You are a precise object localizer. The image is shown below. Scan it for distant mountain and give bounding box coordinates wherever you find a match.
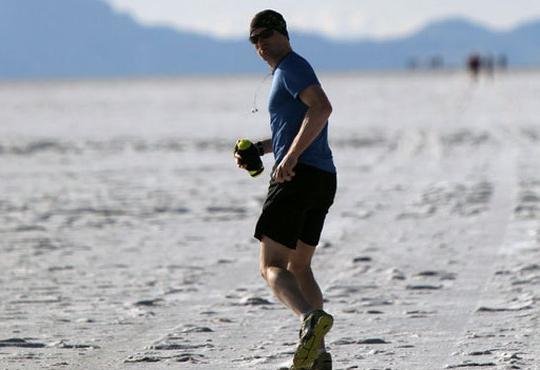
[294,17,539,71]
[0,0,261,78]
[1,0,539,79]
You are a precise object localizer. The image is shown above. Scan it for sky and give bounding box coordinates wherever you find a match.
[106,0,540,40]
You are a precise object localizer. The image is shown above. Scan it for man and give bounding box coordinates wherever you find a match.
[235,9,337,370]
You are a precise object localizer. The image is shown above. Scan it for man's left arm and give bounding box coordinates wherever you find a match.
[273,84,332,182]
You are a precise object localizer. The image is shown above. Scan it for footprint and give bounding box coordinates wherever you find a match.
[445,362,496,368]
[180,326,214,334]
[357,338,389,344]
[352,256,373,263]
[239,297,273,306]
[414,270,456,280]
[133,298,163,307]
[406,284,443,290]
[50,340,100,349]
[0,338,46,348]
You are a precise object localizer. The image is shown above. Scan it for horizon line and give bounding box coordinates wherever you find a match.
[119,13,540,43]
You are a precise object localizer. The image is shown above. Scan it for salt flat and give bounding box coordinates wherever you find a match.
[0,71,539,369]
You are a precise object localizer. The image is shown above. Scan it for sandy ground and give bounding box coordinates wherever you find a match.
[1,72,539,369]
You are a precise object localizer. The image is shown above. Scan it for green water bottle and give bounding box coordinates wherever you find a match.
[235,139,264,177]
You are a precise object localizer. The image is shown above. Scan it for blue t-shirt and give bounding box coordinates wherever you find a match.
[268,51,336,173]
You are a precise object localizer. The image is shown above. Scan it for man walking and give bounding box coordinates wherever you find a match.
[235,10,337,370]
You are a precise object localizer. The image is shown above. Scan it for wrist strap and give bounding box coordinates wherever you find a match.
[254,141,264,156]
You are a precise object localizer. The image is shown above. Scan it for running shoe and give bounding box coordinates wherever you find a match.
[287,352,332,370]
[292,310,334,369]
[311,351,332,370]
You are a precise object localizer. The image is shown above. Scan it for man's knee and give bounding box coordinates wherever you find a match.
[260,261,288,282]
[259,236,291,280]
[260,258,286,283]
[287,262,312,277]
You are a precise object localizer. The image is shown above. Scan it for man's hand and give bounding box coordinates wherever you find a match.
[234,152,247,169]
[272,153,298,183]
[235,139,271,170]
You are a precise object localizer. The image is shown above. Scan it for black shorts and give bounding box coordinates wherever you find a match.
[254,163,337,249]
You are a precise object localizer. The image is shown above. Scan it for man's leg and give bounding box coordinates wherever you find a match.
[287,240,323,310]
[288,240,327,352]
[259,236,313,317]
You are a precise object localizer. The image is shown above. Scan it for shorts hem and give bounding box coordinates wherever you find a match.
[254,230,297,250]
[298,237,319,247]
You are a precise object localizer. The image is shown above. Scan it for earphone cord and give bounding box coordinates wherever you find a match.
[251,73,272,113]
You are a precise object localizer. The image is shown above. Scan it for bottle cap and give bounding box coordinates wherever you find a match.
[236,139,252,151]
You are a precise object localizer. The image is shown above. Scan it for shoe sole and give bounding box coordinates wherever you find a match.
[312,352,332,370]
[292,314,333,369]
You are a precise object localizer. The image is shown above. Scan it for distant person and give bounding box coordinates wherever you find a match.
[467,53,481,79]
[406,57,419,70]
[429,55,444,70]
[483,54,495,77]
[497,54,508,70]
[234,9,336,370]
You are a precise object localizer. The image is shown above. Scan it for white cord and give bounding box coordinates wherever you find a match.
[251,73,272,113]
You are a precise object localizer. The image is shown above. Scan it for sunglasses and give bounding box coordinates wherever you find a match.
[249,28,274,44]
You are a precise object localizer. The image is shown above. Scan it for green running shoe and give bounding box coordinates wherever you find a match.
[284,352,332,370]
[311,351,332,370]
[309,352,332,370]
[292,310,334,369]
[287,352,332,370]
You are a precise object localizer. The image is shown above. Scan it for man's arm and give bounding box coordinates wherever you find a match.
[273,84,332,182]
[258,138,273,155]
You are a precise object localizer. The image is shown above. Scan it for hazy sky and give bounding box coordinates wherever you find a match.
[106,0,540,40]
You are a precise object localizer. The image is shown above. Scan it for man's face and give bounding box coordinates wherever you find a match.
[250,27,284,62]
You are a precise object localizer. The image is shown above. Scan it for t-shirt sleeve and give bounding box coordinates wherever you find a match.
[281,58,320,99]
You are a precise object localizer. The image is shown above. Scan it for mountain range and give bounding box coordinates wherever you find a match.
[1,0,539,79]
